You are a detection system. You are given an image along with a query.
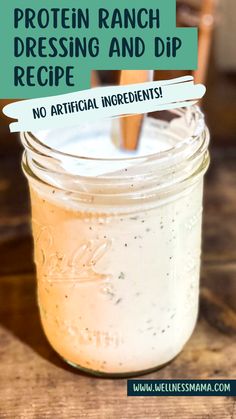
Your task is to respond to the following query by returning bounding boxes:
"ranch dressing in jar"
[21,106,209,376]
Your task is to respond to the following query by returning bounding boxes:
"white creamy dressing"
[33,115,187,177]
[30,113,204,374]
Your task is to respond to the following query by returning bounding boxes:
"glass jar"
[21,106,210,377]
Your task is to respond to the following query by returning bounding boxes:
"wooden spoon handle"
[119,70,151,150]
[91,71,100,88]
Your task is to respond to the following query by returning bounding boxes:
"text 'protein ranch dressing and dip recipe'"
[21,106,210,376]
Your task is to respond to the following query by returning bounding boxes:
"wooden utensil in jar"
[118,70,151,151]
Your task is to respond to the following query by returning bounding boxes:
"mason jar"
[21,106,210,377]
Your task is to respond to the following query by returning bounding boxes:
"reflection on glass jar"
[21,107,210,376]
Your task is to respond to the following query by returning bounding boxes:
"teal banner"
[0,0,198,98]
[127,380,236,397]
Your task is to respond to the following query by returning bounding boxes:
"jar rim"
[21,106,206,165]
[21,105,209,208]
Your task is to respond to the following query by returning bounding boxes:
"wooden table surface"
[0,133,235,418]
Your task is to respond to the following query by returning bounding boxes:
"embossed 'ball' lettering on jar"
[21,107,210,377]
